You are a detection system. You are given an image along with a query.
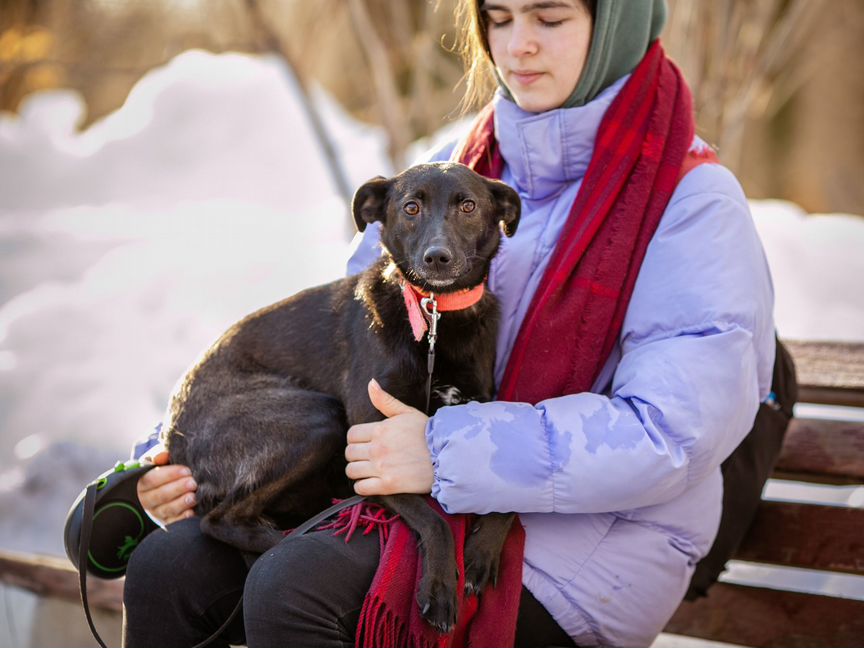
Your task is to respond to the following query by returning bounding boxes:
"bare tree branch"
[346,0,411,170]
[244,0,355,220]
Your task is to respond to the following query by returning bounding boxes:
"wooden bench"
[664,341,864,647]
[2,340,863,647]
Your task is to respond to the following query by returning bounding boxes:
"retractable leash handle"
[65,461,365,648]
[65,462,157,648]
[65,461,159,578]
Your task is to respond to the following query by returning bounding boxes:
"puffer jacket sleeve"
[426,165,776,515]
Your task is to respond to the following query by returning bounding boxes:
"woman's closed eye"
[484,10,512,27]
[537,16,566,27]
[484,10,570,29]
[533,9,571,28]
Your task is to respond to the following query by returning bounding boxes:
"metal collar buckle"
[420,295,440,414]
[419,295,440,349]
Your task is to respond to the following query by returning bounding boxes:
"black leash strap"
[78,482,107,648]
[425,345,436,414]
[288,494,366,537]
[78,489,366,648]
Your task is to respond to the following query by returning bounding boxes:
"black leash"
[287,494,366,537]
[78,488,366,648]
[78,482,106,648]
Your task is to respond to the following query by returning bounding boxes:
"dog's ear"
[352,176,392,232]
[486,178,521,237]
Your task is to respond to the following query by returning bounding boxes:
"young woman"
[124,1,776,646]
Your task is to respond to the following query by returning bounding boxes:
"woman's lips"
[510,70,544,85]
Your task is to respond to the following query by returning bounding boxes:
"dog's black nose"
[423,246,452,268]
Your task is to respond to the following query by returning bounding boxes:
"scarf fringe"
[317,499,399,551]
[357,595,442,648]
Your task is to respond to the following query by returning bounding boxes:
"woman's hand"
[345,379,434,496]
[137,448,197,525]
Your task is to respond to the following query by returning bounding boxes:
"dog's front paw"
[464,539,501,597]
[416,571,458,635]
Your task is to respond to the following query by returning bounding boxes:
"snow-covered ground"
[0,50,862,557]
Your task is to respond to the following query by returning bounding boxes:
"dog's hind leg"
[199,460,341,554]
[200,433,345,554]
[195,385,349,554]
[201,490,287,554]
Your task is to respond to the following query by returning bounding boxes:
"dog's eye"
[460,200,476,213]
[403,201,420,216]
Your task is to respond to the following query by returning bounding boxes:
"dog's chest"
[426,342,495,411]
[431,385,467,407]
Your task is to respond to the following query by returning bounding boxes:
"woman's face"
[483,0,593,113]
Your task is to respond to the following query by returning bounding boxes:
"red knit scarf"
[351,41,715,648]
[459,41,714,402]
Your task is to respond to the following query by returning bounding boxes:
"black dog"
[163,162,520,631]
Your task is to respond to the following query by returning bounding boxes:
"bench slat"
[775,417,864,482]
[798,385,864,408]
[786,341,864,393]
[0,550,123,613]
[666,582,864,648]
[733,501,864,575]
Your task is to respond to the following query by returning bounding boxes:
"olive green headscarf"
[564,0,668,108]
[495,0,668,109]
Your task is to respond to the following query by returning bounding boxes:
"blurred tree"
[0,0,260,125]
[273,0,464,169]
[743,0,864,215]
[0,0,465,184]
[665,0,829,171]
[1,0,862,215]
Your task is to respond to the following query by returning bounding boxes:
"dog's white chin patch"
[425,278,457,288]
[433,385,464,406]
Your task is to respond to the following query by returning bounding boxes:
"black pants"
[123,517,575,648]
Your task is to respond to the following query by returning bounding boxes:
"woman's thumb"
[368,379,414,418]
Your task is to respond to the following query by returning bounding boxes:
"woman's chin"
[509,91,564,114]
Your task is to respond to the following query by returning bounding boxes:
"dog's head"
[352,162,521,292]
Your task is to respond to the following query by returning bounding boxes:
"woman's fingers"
[353,477,386,497]
[345,459,375,481]
[137,464,197,525]
[148,449,170,466]
[346,423,375,444]
[138,464,190,492]
[153,492,197,525]
[344,441,371,463]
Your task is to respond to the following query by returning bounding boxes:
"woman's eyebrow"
[483,1,575,13]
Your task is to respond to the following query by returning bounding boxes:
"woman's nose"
[508,21,538,57]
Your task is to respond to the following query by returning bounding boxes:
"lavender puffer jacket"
[346,77,776,647]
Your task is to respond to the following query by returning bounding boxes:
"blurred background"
[4,0,864,210]
[0,0,863,644]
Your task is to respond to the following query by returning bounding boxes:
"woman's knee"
[243,530,378,625]
[243,533,321,609]
[124,517,247,609]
